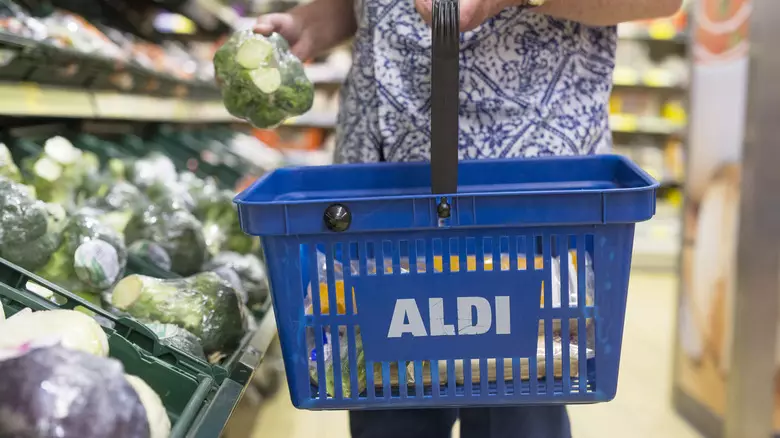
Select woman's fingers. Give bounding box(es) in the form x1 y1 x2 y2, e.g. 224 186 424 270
414 0 501 32
254 13 298 39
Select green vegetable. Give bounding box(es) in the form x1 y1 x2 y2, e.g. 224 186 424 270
195 188 259 256
124 205 206 276
127 152 177 190
0 142 22 183
214 30 314 128
24 136 98 209
111 272 247 355
205 252 270 310
127 240 172 272
0 177 48 249
35 213 128 296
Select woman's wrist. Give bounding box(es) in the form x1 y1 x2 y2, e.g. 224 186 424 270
293 0 357 59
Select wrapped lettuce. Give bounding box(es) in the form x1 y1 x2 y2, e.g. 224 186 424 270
0 346 152 438
214 30 314 128
124 204 206 276
35 213 128 297
110 272 247 357
205 252 270 310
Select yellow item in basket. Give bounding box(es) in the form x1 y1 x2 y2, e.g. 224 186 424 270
316 281 357 315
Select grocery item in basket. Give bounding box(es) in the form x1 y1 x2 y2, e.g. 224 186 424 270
308 326 414 398
305 249 594 317
205 252 270 311
145 322 207 360
125 204 206 276
0 142 21 183
0 345 158 438
0 308 109 357
111 272 247 357
36 213 128 296
214 30 314 128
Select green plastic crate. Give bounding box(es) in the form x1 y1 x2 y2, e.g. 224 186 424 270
0 269 244 438
0 258 262 387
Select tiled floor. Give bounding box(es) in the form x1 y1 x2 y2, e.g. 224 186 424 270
229 271 701 438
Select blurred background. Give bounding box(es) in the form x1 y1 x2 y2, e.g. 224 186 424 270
0 0 776 437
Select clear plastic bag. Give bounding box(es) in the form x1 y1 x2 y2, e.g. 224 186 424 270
213 30 314 128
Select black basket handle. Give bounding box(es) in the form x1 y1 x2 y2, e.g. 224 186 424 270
430 0 459 195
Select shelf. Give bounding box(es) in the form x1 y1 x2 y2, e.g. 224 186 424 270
0 82 237 122
283 112 338 128
612 67 686 89
618 23 687 43
610 114 685 135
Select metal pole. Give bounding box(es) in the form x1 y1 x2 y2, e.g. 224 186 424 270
724 0 780 436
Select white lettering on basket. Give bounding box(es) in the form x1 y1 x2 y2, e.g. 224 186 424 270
387 297 511 338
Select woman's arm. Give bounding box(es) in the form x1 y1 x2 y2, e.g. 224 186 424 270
255 0 356 60
533 0 683 27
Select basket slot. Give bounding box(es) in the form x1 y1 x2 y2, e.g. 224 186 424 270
479 357 489 396
346 325 360 400
381 362 392 400
496 355 506 395
314 326 327 400
560 318 570 393
499 237 510 272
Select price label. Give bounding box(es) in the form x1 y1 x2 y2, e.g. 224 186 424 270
648 21 677 40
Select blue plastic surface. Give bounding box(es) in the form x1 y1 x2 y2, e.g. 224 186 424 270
235 155 658 410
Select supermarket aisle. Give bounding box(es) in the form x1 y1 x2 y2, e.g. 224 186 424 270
245 271 700 438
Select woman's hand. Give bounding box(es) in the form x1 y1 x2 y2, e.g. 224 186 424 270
255 12 311 60
254 0 357 61
414 0 511 32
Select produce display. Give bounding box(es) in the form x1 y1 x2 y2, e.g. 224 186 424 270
214 30 314 128
0 134 270 368
0 306 170 438
0 1 218 85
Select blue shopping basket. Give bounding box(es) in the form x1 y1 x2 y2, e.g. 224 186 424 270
234 0 659 411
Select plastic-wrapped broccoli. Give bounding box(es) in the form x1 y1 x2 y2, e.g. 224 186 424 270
124 204 206 276
196 188 259 256
35 213 128 297
127 152 177 190
205 252 270 310
0 143 22 183
110 272 248 357
0 202 66 271
24 136 99 209
80 181 148 234
214 30 314 128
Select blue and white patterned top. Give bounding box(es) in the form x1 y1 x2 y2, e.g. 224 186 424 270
334 0 617 163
